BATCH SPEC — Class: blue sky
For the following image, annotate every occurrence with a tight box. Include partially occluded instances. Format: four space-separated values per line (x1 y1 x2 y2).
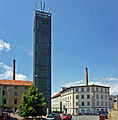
0 0 118 95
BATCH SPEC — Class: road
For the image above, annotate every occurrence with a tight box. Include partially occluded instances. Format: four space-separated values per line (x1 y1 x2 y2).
72 115 99 120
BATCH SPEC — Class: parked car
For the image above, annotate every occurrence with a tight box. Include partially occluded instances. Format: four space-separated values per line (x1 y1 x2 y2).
60 114 72 120
67 114 72 120
100 112 108 119
46 113 60 120
0 115 4 120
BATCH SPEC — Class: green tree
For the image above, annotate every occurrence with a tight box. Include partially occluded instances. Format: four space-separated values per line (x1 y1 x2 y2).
18 84 46 118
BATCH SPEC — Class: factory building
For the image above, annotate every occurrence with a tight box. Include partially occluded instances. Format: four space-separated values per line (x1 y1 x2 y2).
0 79 33 111
52 68 110 115
0 60 33 111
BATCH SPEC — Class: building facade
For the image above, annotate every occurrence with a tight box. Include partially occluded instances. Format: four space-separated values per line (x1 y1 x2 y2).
52 85 110 115
0 79 33 111
52 92 62 113
33 9 51 112
109 95 116 109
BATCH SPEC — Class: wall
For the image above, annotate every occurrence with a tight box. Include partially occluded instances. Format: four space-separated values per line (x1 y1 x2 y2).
52 96 62 112
0 85 30 110
108 109 118 120
52 85 110 115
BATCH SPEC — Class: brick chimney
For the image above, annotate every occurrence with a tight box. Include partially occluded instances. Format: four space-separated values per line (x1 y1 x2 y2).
85 67 88 86
13 59 15 80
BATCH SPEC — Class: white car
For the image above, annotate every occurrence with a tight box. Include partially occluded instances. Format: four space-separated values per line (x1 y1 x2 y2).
46 113 60 120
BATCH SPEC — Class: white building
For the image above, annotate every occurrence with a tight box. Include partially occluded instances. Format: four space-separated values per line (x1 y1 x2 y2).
52 92 62 113
52 68 110 115
52 85 110 115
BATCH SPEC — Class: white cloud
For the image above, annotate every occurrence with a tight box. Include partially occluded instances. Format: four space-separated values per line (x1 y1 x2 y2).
89 81 118 95
0 62 27 80
16 74 27 80
92 77 99 80
110 84 118 95
0 39 11 51
61 78 118 95
63 80 84 87
103 77 118 81
89 81 104 86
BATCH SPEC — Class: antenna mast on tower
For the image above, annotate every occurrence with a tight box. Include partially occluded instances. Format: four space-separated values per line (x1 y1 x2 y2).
35 3 38 10
48 6 51 13
42 2 45 12
34 1 51 13
40 1 42 11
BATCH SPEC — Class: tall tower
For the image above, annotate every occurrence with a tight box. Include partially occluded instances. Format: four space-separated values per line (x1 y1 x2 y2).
33 3 51 112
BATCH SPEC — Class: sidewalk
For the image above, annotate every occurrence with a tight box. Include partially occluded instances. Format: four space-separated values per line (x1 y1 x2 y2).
9 113 46 120
10 113 23 120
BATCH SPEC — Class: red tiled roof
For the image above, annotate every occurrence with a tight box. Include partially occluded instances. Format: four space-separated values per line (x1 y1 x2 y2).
52 92 61 99
0 79 33 86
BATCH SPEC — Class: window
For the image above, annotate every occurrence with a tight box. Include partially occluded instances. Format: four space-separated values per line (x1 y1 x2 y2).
87 95 90 99
70 96 71 100
97 109 99 113
3 99 6 104
101 95 103 99
96 87 99 92
76 95 79 99
81 109 85 114
101 101 103 106
105 102 107 106
87 87 90 92
105 89 107 92
14 99 17 104
63 105 66 110
14 86 18 89
97 101 99 106
76 102 78 106
96 94 99 99
87 102 90 106
68 96 69 100
101 88 103 92
14 91 17 96
81 88 84 92
3 90 6 96
70 89 71 93
25 86 28 90
3 85 7 89
76 88 78 92
82 102 84 106
105 95 107 99
81 95 84 99
87 109 91 114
